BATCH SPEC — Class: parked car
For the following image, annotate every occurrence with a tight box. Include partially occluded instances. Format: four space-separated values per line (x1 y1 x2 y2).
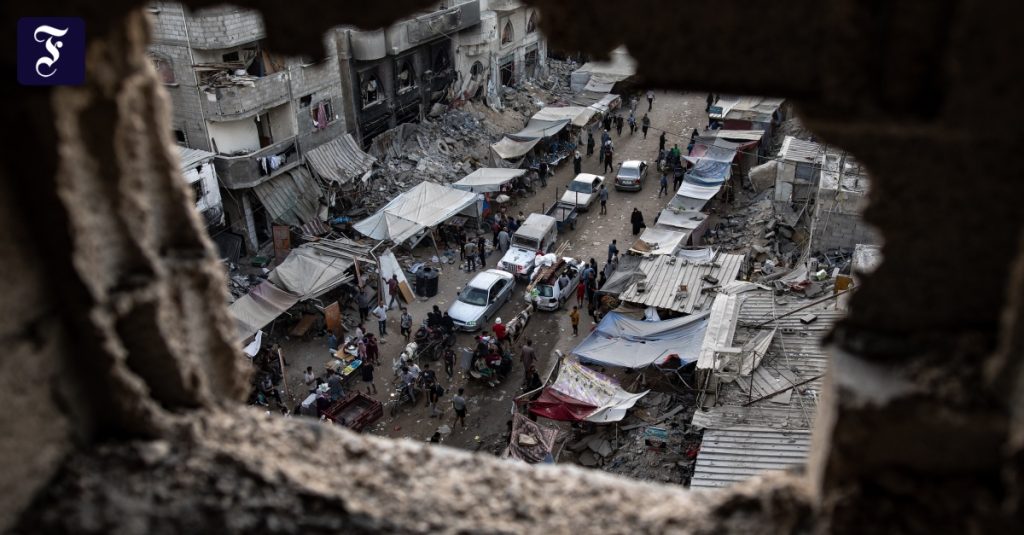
447 269 515 331
523 257 582 311
614 160 649 191
560 173 605 211
499 213 558 280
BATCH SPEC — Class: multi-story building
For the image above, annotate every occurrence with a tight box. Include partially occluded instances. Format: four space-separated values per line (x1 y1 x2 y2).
148 2 348 253
451 0 547 102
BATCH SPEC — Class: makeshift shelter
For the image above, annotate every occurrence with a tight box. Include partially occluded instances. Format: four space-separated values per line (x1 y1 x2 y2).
618 253 745 314
630 227 689 256
489 118 571 167
573 312 711 368
531 105 597 128
353 181 478 245
529 357 648 423
228 281 300 342
670 182 722 212
268 246 355 300
451 168 525 193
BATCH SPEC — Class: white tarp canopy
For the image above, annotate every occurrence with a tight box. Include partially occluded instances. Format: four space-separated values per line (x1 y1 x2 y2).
490 137 541 160
452 168 526 193
671 182 721 211
550 357 649 423
268 246 354 300
353 181 478 243
658 209 707 230
228 281 300 342
573 311 711 368
532 106 597 128
631 227 689 256
571 46 637 92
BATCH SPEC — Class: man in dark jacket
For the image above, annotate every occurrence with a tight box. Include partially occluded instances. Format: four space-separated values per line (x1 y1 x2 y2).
641 114 651 139
586 131 595 156
573 151 582 175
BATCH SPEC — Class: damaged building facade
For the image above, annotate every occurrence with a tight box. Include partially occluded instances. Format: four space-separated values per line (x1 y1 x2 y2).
149 2 348 254
451 0 548 102
337 1 483 147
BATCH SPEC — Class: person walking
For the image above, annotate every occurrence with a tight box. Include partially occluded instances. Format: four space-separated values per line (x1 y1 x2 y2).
673 168 684 192
641 114 651 139
573 150 582 175
607 239 618 264
356 288 371 323
631 208 645 235
570 306 581 336
327 331 339 357
452 388 467 429
615 115 624 136
598 137 605 165
659 131 667 152
497 227 510 252
604 144 614 174
387 274 401 309
442 347 455 379
520 339 536 386
365 333 380 365
646 89 655 111
628 111 636 135
586 131 595 157
464 239 477 271
658 172 669 197
477 236 487 268
372 302 388 336
599 185 609 215
361 359 376 395
538 161 549 187
576 279 586 306
400 308 413 342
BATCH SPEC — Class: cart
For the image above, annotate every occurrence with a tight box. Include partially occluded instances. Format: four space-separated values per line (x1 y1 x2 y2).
544 201 578 232
323 393 383 432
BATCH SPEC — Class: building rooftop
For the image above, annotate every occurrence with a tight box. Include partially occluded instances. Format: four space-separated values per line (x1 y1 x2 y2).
618 252 745 314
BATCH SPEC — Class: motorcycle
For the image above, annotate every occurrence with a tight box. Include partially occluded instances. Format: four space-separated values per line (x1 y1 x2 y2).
414 323 455 361
387 382 418 417
467 350 513 387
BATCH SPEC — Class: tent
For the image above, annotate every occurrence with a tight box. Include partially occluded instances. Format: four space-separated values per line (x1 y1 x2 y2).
353 181 478 244
228 281 300 342
529 357 648 423
451 168 526 193
631 226 689 256
531 106 597 128
670 182 722 211
572 311 711 368
489 118 571 164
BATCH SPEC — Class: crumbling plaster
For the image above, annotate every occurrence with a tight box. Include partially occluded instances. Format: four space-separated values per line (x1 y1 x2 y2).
2 0 1024 532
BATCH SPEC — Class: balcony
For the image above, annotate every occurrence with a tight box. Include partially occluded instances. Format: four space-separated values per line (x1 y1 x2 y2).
200 71 290 121
214 137 300 190
386 1 481 55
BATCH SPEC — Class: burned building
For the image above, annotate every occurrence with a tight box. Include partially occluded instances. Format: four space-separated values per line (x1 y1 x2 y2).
336 1 482 147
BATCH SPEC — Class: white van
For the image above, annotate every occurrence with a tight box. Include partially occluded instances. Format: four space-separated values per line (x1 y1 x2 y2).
499 213 558 280
524 257 582 311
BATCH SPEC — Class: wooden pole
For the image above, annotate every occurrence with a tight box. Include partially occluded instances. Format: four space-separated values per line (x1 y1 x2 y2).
276 346 289 398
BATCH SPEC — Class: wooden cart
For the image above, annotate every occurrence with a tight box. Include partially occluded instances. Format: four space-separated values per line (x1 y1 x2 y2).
323 393 383 432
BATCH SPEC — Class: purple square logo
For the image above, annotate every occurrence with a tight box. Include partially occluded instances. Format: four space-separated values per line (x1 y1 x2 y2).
17 17 86 86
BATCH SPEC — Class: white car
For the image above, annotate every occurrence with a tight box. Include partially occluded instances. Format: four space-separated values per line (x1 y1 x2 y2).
447 269 515 331
560 173 605 212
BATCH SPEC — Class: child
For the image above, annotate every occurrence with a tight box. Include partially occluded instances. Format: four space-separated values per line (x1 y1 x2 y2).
570 306 580 336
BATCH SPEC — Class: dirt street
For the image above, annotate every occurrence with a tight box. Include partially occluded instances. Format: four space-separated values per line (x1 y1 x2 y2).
276 91 710 455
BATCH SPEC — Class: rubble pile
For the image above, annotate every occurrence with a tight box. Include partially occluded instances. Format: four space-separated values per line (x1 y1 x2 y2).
541 58 578 97
561 392 703 485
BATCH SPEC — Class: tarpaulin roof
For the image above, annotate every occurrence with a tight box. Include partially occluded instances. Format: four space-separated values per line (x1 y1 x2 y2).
570 92 621 115
490 137 540 160
253 166 323 226
657 209 707 230
599 254 643 295
353 181 478 243
305 133 376 184
228 281 299 342
530 388 598 422
574 47 637 82
531 105 597 127
490 118 571 160
573 311 711 368
550 358 648 423
682 141 737 186
670 182 722 211
451 168 525 193
267 246 354 300
631 226 689 256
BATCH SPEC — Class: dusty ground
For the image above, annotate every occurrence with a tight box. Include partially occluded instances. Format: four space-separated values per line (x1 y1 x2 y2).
274 90 711 457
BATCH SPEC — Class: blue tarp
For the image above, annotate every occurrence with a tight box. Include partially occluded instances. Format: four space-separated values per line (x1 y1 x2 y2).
572 311 711 368
683 142 736 186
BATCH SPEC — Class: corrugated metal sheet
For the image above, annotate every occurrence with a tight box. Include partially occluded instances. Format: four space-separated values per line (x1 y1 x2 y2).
619 252 745 314
253 166 322 226
779 136 822 164
690 427 811 489
177 146 215 170
305 133 376 184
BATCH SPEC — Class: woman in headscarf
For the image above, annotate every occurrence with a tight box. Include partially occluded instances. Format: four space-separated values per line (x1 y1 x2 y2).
573 150 582 175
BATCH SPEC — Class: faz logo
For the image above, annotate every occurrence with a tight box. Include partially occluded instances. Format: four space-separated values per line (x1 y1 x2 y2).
17 17 86 86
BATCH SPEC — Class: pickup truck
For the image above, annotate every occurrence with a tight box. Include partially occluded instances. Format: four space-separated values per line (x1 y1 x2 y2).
499 213 558 280
523 257 582 311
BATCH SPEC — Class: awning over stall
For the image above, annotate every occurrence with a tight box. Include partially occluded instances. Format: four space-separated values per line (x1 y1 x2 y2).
531 105 597 127
631 227 689 255
573 312 711 368
267 246 354 300
353 181 478 243
529 357 648 423
253 166 323 226
228 281 300 342
452 168 526 193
